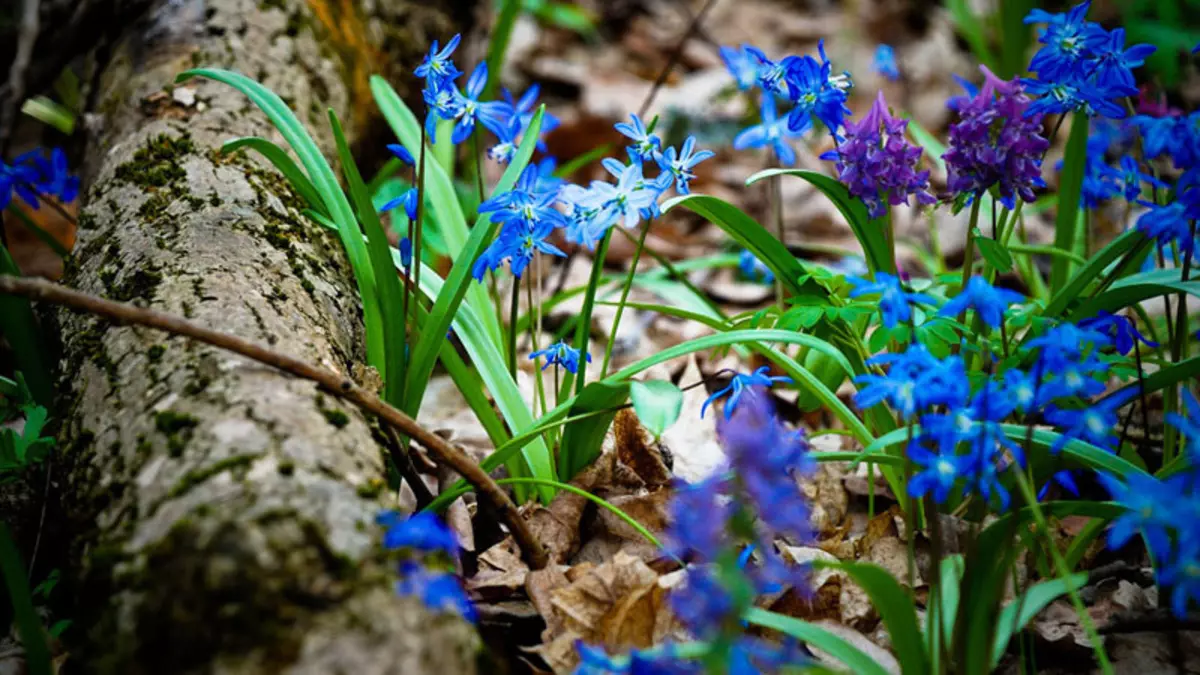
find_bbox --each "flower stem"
[1012,469,1114,674]
[412,124,428,316]
[960,196,982,294]
[601,219,652,378]
[508,278,520,380]
[1164,221,1195,463]
[771,169,785,308]
[471,129,485,204]
[528,262,549,418]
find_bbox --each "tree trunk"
[52,0,479,672]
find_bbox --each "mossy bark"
[52,0,479,672]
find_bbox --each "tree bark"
[52,0,480,672]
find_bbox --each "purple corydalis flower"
[825,92,935,218]
[942,66,1050,209]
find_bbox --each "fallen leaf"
[658,357,724,483]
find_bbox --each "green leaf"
[329,110,407,405]
[975,233,1014,272]
[946,0,998,68]
[743,608,893,675]
[400,106,545,422]
[563,228,613,401]
[558,381,629,481]
[485,0,523,100]
[21,96,75,135]
[1101,356,1200,408]
[1050,115,1088,292]
[819,562,929,675]
[991,573,1088,667]
[998,0,1034,78]
[1044,229,1148,317]
[369,75,503,346]
[630,380,683,440]
[0,524,51,675]
[743,169,892,276]
[415,264,556,503]
[0,247,52,406]
[221,137,326,216]
[1069,268,1200,319]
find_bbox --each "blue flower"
[1166,389,1200,463]
[669,566,735,638]
[907,439,974,504]
[396,560,477,623]
[615,113,662,164]
[1111,156,1167,202]
[530,340,591,374]
[701,366,792,419]
[784,40,853,138]
[1077,310,1157,354]
[1137,201,1196,257]
[496,85,561,152]
[486,118,521,164]
[1038,470,1081,500]
[1088,28,1156,91]
[743,46,791,96]
[377,511,459,559]
[1025,2,1106,81]
[939,276,1024,329]
[482,218,566,278]
[654,136,714,195]
[423,81,463,136]
[733,94,801,166]
[1158,539,1200,619]
[398,237,413,268]
[854,345,940,420]
[1003,369,1040,413]
[386,143,415,166]
[666,476,730,561]
[586,159,662,231]
[720,45,760,91]
[2,148,78,209]
[380,187,419,221]
[478,165,562,229]
[737,249,774,284]
[874,44,900,81]
[448,63,509,144]
[848,272,935,328]
[415,34,463,87]
[1022,78,1130,119]
[1098,472,1175,557]
[1044,388,1136,451]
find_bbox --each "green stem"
[508,278,520,380]
[602,220,652,377]
[961,197,982,293]
[771,170,785,308]
[568,229,614,399]
[1012,470,1114,674]
[927,210,944,274]
[528,263,549,419]
[1164,222,1195,463]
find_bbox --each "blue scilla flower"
[720,44,760,91]
[1045,387,1137,451]
[654,136,714,195]
[1157,539,1200,619]
[1098,472,1176,558]
[0,161,38,210]
[855,345,939,420]
[447,63,509,144]
[1024,2,1106,82]
[733,94,802,166]
[743,46,791,97]
[478,218,566,278]
[380,187,419,221]
[701,366,792,419]
[1039,470,1082,501]
[398,237,413,268]
[530,340,590,374]
[1138,201,1197,257]
[1109,156,1167,203]
[386,143,415,166]
[1022,78,1130,119]
[848,272,935,328]
[496,85,561,152]
[2,148,78,210]
[738,249,774,284]
[377,510,459,559]
[586,159,662,232]
[907,437,975,504]
[1003,368,1040,413]
[423,81,463,136]
[717,390,815,541]
[784,40,853,138]
[874,44,900,81]
[614,113,662,165]
[396,560,477,623]
[478,164,561,228]
[486,117,521,164]
[415,34,462,87]
[1077,310,1157,355]
[1088,28,1156,91]
[939,276,1024,329]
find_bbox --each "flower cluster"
[1100,392,1200,617]
[724,40,852,165]
[377,511,476,623]
[0,148,79,211]
[1022,2,1155,119]
[848,272,935,329]
[530,340,590,374]
[942,66,1049,208]
[823,92,936,218]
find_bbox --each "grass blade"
[221,137,327,216]
[0,524,52,675]
[0,247,53,406]
[819,562,929,675]
[1050,115,1088,292]
[743,607,892,675]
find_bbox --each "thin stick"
[0,275,549,570]
[637,0,719,119]
[0,0,39,154]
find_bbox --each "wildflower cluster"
[724,40,852,166]
[1022,1,1155,119]
[472,112,713,278]
[0,148,79,211]
[376,511,476,623]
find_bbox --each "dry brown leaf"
[575,490,671,565]
[614,410,672,489]
[659,357,724,482]
[802,463,850,537]
[470,538,529,600]
[527,565,572,638]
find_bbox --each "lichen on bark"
[51,0,480,671]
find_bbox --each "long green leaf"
[947,0,998,68]
[179,69,385,372]
[1070,268,1200,318]
[0,247,52,406]
[330,111,407,405]
[1101,356,1200,408]
[0,524,51,675]
[743,607,893,675]
[998,0,1034,78]
[991,573,1087,667]
[484,0,523,100]
[1044,230,1147,317]
[1050,115,1088,292]
[820,562,929,675]
[417,264,556,503]
[401,106,545,419]
[369,75,503,346]
[221,136,326,216]
[744,169,892,277]
[558,381,629,481]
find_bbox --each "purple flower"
[665,476,730,561]
[824,92,935,218]
[942,66,1049,209]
